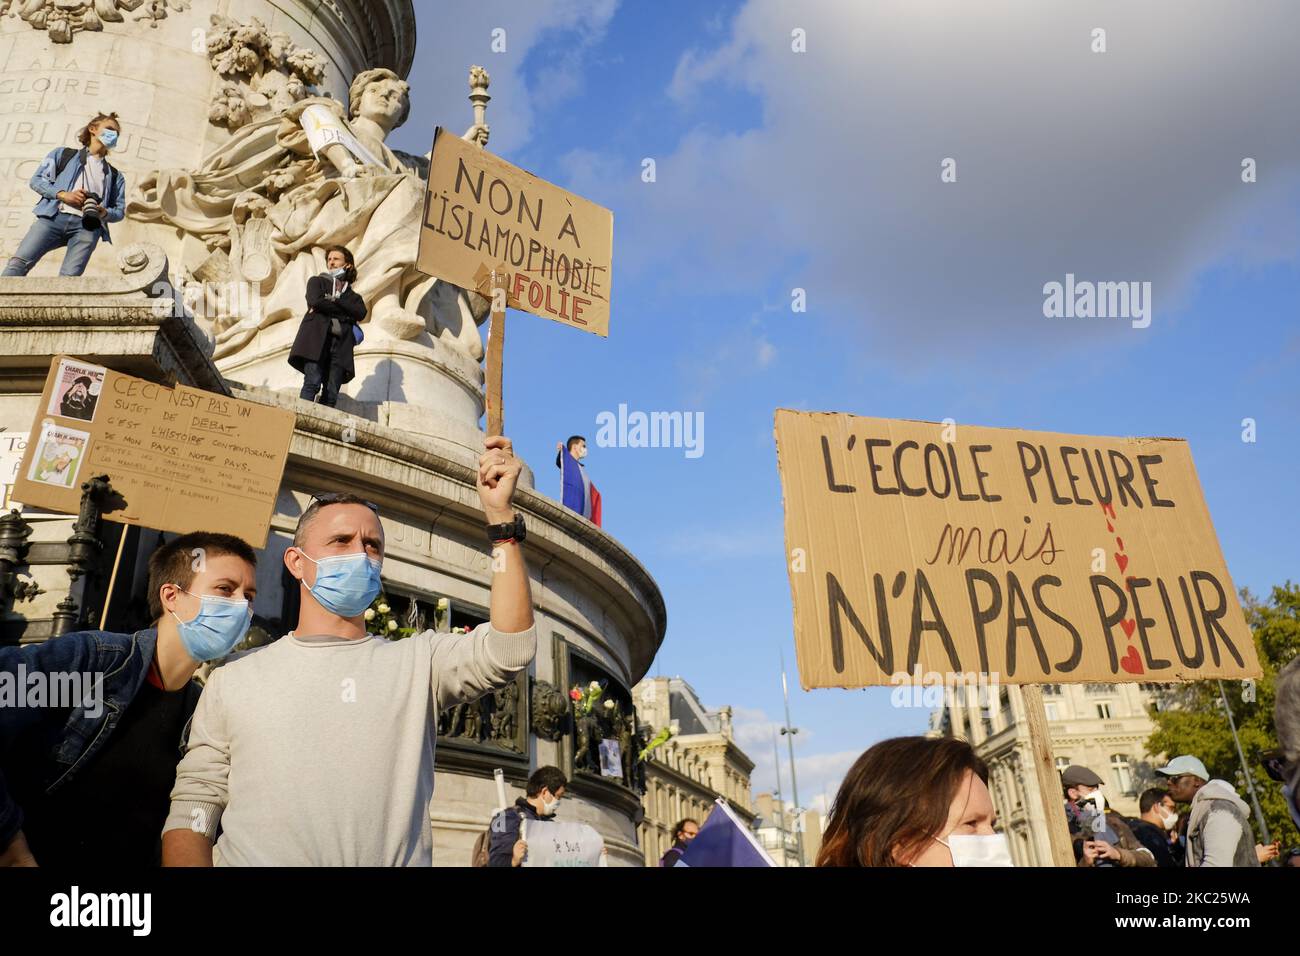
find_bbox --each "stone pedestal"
[0,0,665,867]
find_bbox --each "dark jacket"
[1127,817,1182,868]
[660,843,687,867]
[0,629,158,848]
[288,274,367,384]
[28,146,126,242]
[487,796,545,867]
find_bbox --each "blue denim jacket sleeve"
[28,149,63,202]
[104,166,126,225]
[0,636,97,850]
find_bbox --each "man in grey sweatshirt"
[1157,755,1260,868]
[161,435,536,866]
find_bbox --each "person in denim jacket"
[0,532,256,866]
[2,112,127,278]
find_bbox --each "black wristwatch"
[486,513,526,545]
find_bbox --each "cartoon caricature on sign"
[47,358,105,424]
[28,423,88,489]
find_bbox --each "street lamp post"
[780,651,805,866]
[771,729,790,866]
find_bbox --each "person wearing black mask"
[288,245,366,407]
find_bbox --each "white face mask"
[1158,809,1179,831]
[936,833,1014,867]
[541,795,560,817]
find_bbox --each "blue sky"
[400,0,1300,810]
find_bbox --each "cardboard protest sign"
[416,127,612,337]
[0,431,29,509]
[520,820,606,868]
[12,357,295,547]
[774,410,1262,689]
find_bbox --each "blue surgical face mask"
[171,588,252,662]
[297,549,381,618]
[327,267,346,279]
[98,128,118,149]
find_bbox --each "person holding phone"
[1061,764,1154,867]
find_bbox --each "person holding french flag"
[556,435,602,526]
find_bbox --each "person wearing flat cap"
[1157,754,1260,867]
[1061,764,1154,867]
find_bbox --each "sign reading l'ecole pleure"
[774,410,1262,689]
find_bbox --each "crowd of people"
[1,434,533,866]
[813,700,1300,868]
[2,110,1296,873]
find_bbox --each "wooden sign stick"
[98,526,128,629]
[486,270,507,437]
[1021,684,1076,867]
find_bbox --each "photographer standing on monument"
[162,436,537,866]
[289,245,367,407]
[2,112,126,277]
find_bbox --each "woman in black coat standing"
[289,245,367,407]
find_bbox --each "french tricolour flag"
[559,447,602,526]
[675,798,776,867]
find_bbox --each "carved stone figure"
[530,679,570,742]
[129,65,493,373]
[4,0,190,43]
[490,679,518,743]
[203,16,327,131]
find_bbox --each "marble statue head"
[349,68,411,133]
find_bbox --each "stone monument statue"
[131,65,489,349]
[128,50,497,425]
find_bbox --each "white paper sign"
[521,820,605,868]
[300,103,385,170]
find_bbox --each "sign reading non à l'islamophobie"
[11,356,295,548]
[774,410,1262,689]
[416,127,613,337]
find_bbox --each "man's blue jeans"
[2,212,101,277]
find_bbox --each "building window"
[1044,702,1059,721]
[1095,702,1112,719]
[1054,756,1071,774]
[1111,754,1134,795]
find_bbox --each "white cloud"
[565,0,1300,370]
[398,0,622,155]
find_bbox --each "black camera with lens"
[81,191,103,230]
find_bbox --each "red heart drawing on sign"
[1120,645,1144,674]
[1120,618,1136,639]
[1116,553,1129,574]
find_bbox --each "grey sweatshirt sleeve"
[162,668,231,840]
[431,623,537,711]
[1197,808,1243,867]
